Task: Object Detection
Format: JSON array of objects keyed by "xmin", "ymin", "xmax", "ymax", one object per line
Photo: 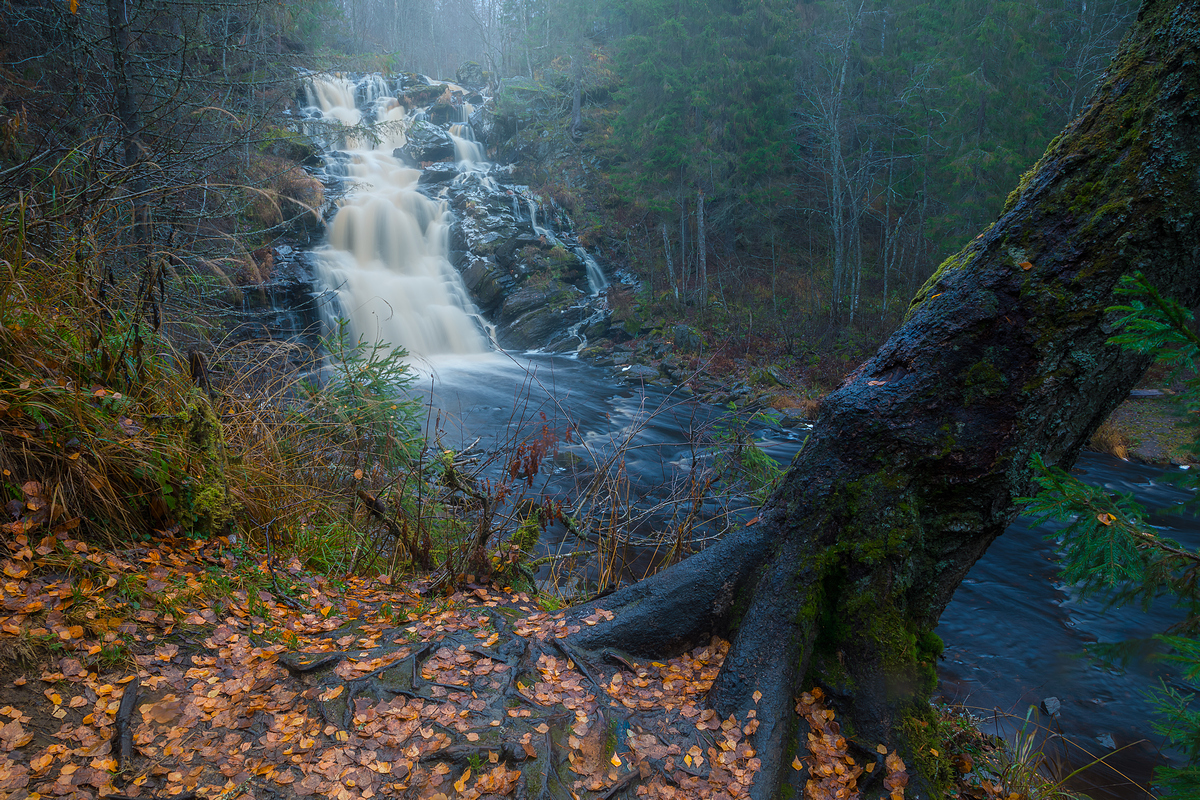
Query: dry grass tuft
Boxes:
[{"xmin": 1089, "ymin": 418, "xmax": 1133, "ymax": 460}]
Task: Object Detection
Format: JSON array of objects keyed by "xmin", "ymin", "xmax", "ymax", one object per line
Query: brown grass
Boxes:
[{"xmin": 1089, "ymin": 418, "xmax": 1132, "ymax": 460}]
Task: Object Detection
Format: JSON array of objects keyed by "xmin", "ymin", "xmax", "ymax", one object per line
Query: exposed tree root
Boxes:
[{"xmin": 566, "ymin": 524, "xmax": 772, "ymax": 655}]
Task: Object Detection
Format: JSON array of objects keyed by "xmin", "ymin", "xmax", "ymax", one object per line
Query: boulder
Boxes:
[
  {"xmin": 403, "ymin": 120, "xmax": 455, "ymax": 162},
  {"xmin": 456, "ymin": 253, "xmax": 509, "ymax": 314},
  {"xmin": 468, "ymin": 104, "xmax": 494, "ymax": 147},
  {"xmin": 391, "ymin": 147, "xmax": 419, "ymax": 168},
  {"xmin": 456, "ymin": 61, "xmax": 487, "ymax": 90},
  {"xmin": 671, "ymin": 324, "xmax": 704, "ymax": 353},
  {"xmin": 621, "ymin": 364, "xmax": 662, "ymax": 382},
  {"xmin": 499, "ymin": 285, "xmax": 561, "ymax": 324},
  {"xmin": 418, "ymin": 162, "xmax": 459, "ymax": 186},
  {"xmin": 501, "ymin": 302, "xmax": 587, "ymax": 351},
  {"xmin": 402, "ymin": 83, "xmax": 448, "ymax": 108}
]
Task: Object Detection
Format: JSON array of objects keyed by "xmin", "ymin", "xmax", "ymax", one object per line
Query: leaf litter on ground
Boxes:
[{"xmin": 0, "ymin": 528, "xmax": 914, "ymax": 800}]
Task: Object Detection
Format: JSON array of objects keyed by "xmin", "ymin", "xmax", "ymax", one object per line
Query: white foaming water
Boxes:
[
  {"xmin": 302, "ymin": 74, "xmax": 490, "ymax": 356},
  {"xmin": 576, "ymin": 247, "xmax": 609, "ymax": 296},
  {"xmin": 449, "ymin": 124, "xmax": 484, "ymax": 166}
]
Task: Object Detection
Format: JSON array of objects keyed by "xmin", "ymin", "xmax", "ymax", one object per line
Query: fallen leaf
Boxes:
[{"xmin": 453, "ymin": 768, "xmax": 470, "ymax": 793}]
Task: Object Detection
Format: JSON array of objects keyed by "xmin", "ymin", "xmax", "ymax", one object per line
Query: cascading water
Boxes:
[
  {"xmin": 448, "ymin": 123, "xmax": 484, "ymax": 166},
  {"xmin": 524, "ymin": 196, "xmax": 607, "ymax": 296},
  {"xmin": 301, "ymin": 74, "xmax": 490, "ymax": 356}
]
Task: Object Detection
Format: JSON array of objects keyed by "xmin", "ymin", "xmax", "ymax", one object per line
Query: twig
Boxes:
[{"xmin": 113, "ymin": 676, "xmax": 139, "ymax": 773}]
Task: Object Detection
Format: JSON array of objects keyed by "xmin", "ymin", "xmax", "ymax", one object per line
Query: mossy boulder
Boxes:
[
  {"xmin": 401, "ymin": 83, "xmax": 449, "ymax": 108},
  {"xmin": 455, "ymin": 61, "xmax": 487, "ymax": 90}
]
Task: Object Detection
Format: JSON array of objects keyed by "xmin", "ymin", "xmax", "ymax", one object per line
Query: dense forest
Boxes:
[{"xmin": 5, "ymin": 2, "xmax": 1200, "ymax": 800}]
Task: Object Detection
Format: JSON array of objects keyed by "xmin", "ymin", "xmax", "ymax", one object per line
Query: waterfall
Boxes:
[
  {"xmin": 575, "ymin": 247, "xmax": 609, "ymax": 296},
  {"xmin": 449, "ymin": 123, "xmax": 484, "ymax": 166},
  {"xmin": 525, "ymin": 196, "xmax": 606, "ymax": 296},
  {"xmin": 301, "ymin": 74, "xmax": 490, "ymax": 356}
]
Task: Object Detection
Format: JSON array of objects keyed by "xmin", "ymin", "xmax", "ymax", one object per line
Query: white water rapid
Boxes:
[{"xmin": 302, "ymin": 74, "xmax": 490, "ymax": 356}]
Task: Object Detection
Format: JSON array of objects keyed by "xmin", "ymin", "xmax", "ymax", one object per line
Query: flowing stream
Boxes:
[{"xmin": 296, "ymin": 72, "xmax": 1192, "ymax": 798}]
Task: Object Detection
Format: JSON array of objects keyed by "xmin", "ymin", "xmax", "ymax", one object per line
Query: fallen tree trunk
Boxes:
[{"xmin": 569, "ymin": 2, "xmax": 1200, "ymax": 796}]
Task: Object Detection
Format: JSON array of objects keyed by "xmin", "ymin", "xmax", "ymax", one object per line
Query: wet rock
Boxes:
[
  {"xmin": 1040, "ymin": 697, "xmax": 1062, "ymax": 717},
  {"xmin": 469, "ymin": 104, "xmax": 494, "ymax": 147},
  {"xmin": 418, "ymin": 163, "xmax": 459, "ymax": 186},
  {"xmin": 581, "ymin": 317, "xmax": 610, "ymax": 341},
  {"xmin": 401, "ymin": 83, "xmax": 448, "ymax": 108},
  {"xmin": 494, "ymin": 233, "xmax": 548, "ymax": 269},
  {"xmin": 778, "ymin": 408, "xmax": 815, "ymax": 428},
  {"xmin": 391, "ymin": 147, "xmax": 419, "ymax": 168},
  {"xmin": 499, "ymin": 284, "xmax": 569, "ymax": 324},
  {"xmin": 403, "ymin": 120, "xmax": 455, "ymax": 162},
  {"xmin": 620, "ymin": 364, "xmax": 662, "ymax": 382},
  {"xmin": 501, "ymin": 304, "xmax": 586, "ymax": 351},
  {"xmin": 457, "ymin": 253, "xmax": 510, "ymax": 314},
  {"xmin": 428, "ymin": 92, "xmax": 469, "ymax": 126}
]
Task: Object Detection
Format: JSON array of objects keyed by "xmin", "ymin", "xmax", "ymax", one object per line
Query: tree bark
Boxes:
[
  {"xmin": 569, "ymin": 2, "xmax": 1200, "ymax": 797},
  {"xmin": 697, "ymin": 189, "xmax": 707, "ymax": 305},
  {"xmin": 662, "ymin": 221, "xmax": 678, "ymax": 301}
]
